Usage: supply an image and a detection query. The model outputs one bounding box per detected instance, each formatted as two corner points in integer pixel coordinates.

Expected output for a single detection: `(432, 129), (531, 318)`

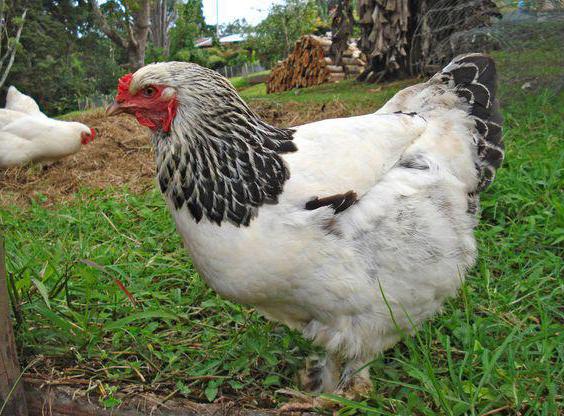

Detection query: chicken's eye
(142, 86), (157, 97)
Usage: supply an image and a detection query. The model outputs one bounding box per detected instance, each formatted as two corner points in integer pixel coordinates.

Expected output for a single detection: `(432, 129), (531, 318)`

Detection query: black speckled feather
(153, 76), (297, 227)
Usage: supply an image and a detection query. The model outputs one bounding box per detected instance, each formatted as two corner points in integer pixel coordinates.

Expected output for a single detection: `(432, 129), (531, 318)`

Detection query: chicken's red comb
(117, 73), (134, 95)
(90, 128), (96, 140)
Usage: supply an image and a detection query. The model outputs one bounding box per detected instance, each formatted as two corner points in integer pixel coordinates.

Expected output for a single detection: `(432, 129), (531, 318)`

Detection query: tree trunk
(330, 0), (354, 66)
(357, 0), (411, 82)
(150, 0), (176, 58)
(129, 0), (151, 70)
(89, 0), (151, 70)
(409, 0), (501, 75)
(357, 0), (501, 82)
(127, 45), (145, 71)
(0, 237), (28, 416)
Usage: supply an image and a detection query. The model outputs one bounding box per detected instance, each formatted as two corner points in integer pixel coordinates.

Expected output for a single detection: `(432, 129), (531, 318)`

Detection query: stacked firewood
(266, 35), (366, 94)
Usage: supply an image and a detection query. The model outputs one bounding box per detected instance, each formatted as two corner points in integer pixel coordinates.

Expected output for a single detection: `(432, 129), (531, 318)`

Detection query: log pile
(266, 35), (366, 94)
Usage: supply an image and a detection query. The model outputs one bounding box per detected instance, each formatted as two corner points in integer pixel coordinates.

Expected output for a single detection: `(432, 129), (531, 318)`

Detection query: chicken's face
(106, 62), (247, 134)
(107, 71), (178, 132)
(61, 122), (96, 146)
(79, 125), (96, 145)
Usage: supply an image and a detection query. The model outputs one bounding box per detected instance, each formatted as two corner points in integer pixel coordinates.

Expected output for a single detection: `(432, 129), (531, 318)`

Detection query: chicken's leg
(279, 356), (373, 412)
(336, 358), (373, 399)
(299, 353), (341, 393)
(278, 353), (342, 412)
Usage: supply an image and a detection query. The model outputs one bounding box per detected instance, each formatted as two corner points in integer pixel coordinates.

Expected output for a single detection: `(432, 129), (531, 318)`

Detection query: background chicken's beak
(106, 101), (124, 116)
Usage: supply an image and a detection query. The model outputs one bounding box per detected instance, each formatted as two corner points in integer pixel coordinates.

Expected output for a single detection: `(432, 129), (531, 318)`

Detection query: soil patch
(0, 101), (355, 208)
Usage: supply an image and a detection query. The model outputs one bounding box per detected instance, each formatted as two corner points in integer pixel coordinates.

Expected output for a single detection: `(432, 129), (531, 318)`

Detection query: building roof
(195, 33), (248, 48)
(195, 37), (213, 48)
(219, 33), (247, 43)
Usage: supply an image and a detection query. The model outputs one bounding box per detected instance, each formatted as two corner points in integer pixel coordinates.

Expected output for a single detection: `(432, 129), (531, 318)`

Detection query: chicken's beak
(106, 101), (125, 116)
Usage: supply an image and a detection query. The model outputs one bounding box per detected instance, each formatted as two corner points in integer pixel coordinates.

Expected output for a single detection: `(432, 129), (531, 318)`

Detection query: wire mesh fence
(409, 0), (564, 75)
(215, 63), (265, 79)
(77, 94), (115, 112)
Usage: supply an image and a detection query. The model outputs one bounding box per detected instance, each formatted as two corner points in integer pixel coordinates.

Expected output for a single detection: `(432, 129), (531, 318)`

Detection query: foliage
(0, 5), (26, 90)
(168, 0), (210, 61)
(164, 0), (254, 71)
(88, 0), (152, 70)
(164, 0), (252, 70)
(0, 0), (334, 114)
(219, 18), (250, 37)
(248, 0), (323, 67)
(4, 0), (126, 116)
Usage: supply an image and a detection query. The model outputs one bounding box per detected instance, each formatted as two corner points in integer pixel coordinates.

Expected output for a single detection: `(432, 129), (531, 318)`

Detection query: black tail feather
(438, 53), (504, 191)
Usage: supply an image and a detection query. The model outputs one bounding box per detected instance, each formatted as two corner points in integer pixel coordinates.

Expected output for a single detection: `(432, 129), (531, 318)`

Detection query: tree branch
(127, 21), (137, 47)
(89, 0), (128, 49)
(0, 9), (27, 90)
(0, 0), (5, 59)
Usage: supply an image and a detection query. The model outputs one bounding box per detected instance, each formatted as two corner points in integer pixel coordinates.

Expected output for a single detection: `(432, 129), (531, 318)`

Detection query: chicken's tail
(433, 54), (504, 190)
(379, 53), (504, 191)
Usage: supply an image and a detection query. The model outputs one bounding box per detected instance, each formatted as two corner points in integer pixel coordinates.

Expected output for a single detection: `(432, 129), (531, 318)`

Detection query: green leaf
(176, 380), (192, 396)
(103, 310), (178, 331)
(262, 374), (280, 387)
(228, 380), (245, 390)
(33, 304), (83, 341)
(31, 278), (51, 309)
(204, 381), (219, 402)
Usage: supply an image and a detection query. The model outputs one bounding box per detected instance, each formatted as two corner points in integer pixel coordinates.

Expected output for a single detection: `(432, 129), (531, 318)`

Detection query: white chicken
(0, 86), (95, 168)
(107, 54), (503, 402)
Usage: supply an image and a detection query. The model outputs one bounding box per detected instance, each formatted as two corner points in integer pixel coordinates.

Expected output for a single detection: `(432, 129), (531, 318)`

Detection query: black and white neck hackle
(149, 64), (296, 227)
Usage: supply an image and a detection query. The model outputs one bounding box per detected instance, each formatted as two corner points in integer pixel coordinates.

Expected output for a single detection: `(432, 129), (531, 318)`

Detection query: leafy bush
(248, 0), (322, 67)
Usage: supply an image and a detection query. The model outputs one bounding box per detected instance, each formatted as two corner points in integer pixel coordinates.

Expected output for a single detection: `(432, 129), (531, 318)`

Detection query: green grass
(229, 70), (271, 90)
(1, 25), (563, 414)
(241, 78), (417, 109)
(1, 189), (310, 407)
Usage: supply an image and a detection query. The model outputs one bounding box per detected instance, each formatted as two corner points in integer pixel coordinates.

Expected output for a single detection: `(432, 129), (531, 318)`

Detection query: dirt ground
(0, 101), (352, 208)
(0, 110), (153, 207)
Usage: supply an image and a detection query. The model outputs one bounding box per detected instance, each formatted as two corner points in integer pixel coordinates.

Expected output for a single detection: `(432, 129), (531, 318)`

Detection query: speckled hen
(107, 54), (503, 401)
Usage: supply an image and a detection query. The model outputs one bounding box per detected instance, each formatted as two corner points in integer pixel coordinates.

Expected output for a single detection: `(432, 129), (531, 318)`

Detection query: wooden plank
(345, 65), (363, 74)
(326, 64), (344, 73)
(329, 73), (346, 82)
(0, 236), (28, 415)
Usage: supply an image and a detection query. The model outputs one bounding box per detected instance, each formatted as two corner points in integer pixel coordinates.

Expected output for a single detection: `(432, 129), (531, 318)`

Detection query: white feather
(170, 102), (478, 362)
(0, 89), (92, 168)
(5, 86), (46, 117)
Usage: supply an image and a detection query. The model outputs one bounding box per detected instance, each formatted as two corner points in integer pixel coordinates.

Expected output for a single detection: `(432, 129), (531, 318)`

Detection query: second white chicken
(0, 86), (95, 168)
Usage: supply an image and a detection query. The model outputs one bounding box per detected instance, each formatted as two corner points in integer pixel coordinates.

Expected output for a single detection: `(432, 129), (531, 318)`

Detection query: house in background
(193, 33), (264, 78)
